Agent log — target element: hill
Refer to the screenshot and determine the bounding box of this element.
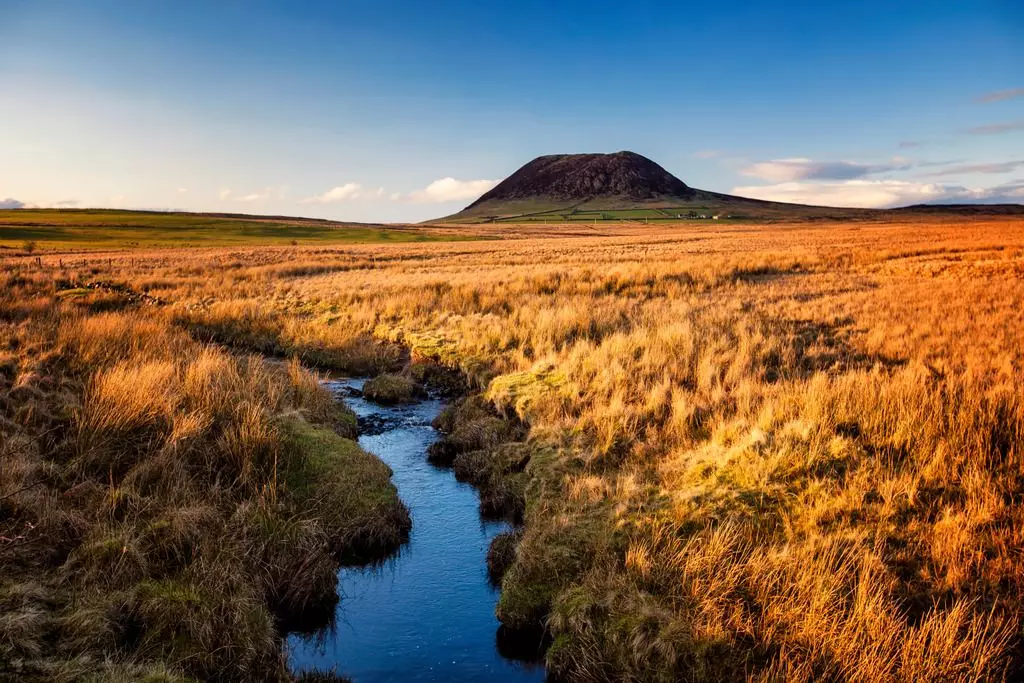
[438,152,1024,223]
[439,151,854,223]
[467,151,695,207]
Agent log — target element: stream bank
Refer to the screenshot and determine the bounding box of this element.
[288,377,546,682]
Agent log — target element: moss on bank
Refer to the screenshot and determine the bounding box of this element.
[282,418,410,563]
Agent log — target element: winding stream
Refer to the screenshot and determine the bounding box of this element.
[287,377,546,682]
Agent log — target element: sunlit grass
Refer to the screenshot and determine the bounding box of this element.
[4,215,1024,680]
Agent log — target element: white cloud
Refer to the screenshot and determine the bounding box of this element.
[177,187,189,194]
[0,198,26,209]
[740,158,911,183]
[298,183,386,204]
[295,177,498,207]
[406,177,499,204]
[730,179,1024,209]
[220,187,287,203]
[693,150,722,159]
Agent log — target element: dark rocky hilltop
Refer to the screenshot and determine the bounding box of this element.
[465,151,695,208]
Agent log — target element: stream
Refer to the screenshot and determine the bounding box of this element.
[287,377,547,682]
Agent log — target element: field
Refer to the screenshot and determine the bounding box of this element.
[491,208,718,223]
[0,209,466,249]
[3,214,1024,681]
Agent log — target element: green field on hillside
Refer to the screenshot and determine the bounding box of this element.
[490,207,735,223]
[0,209,464,248]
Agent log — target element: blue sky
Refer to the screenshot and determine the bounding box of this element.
[1,0,1022,221]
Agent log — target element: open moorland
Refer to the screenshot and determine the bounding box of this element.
[3,215,1024,682]
[0,209,464,249]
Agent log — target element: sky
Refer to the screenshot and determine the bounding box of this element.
[1,0,1022,221]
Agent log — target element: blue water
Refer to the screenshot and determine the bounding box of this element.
[287,378,546,683]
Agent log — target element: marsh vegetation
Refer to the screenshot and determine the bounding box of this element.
[3,215,1024,681]
[0,277,409,681]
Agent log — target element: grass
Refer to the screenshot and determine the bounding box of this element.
[282,418,411,562]
[4,215,1024,681]
[493,208,728,223]
[0,276,408,681]
[361,373,420,404]
[0,209,472,248]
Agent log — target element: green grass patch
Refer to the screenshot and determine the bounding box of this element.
[281,418,410,562]
[0,209,472,248]
[55,287,92,299]
[492,207,731,222]
[486,363,567,418]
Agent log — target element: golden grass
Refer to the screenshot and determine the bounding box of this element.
[4,215,1024,681]
[0,273,408,681]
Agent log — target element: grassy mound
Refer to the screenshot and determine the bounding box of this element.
[427,395,527,467]
[486,529,522,584]
[283,419,410,562]
[361,373,419,404]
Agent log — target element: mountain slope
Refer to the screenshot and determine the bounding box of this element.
[441,151,852,222]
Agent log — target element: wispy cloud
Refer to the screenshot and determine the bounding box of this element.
[899,140,926,149]
[731,178,1024,208]
[1,198,84,209]
[740,158,910,182]
[177,187,188,194]
[962,119,1024,135]
[692,150,722,159]
[916,158,965,168]
[406,177,499,203]
[297,178,498,205]
[924,160,1024,177]
[976,87,1024,104]
[220,187,287,202]
[298,183,385,204]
